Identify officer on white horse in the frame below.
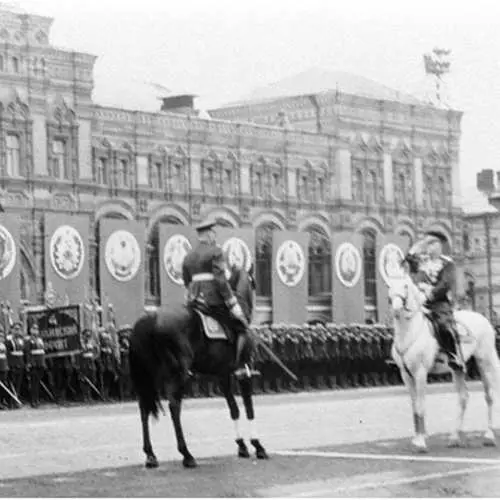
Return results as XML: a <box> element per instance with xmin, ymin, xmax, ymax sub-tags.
<box><xmin>404</xmin><ymin>230</ymin><xmax>465</xmax><ymax>372</ymax></box>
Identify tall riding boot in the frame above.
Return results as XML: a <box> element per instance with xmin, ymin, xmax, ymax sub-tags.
<box><xmin>443</xmin><ymin>327</ymin><xmax>465</xmax><ymax>372</ymax></box>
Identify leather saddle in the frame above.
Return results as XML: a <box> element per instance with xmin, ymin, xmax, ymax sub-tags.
<box><xmin>194</xmin><ymin>310</ymin><xmax>231</xmax><ymax>341</ymax></box>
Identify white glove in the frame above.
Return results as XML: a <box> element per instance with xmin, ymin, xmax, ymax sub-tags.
<box><xmin>230</xmin><ymin>303</ymin><xmax>247</xmax><ymax>325</ymax></box>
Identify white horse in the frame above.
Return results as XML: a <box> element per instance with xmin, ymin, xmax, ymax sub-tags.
<box><xmin>388</xmin><ymin>272</ymin><xmax>500</xmax><ymax>452</ymax></box>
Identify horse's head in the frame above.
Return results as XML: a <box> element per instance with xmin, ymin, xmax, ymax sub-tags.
<box><xmin>387</xmin><ymin>273</ymin><xmax>421</xmax><ymax>320</ymax></box>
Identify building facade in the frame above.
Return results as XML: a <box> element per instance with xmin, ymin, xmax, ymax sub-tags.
<box><xmin>0</xmin><ymin>7</ymin><xmax>464</xmax><ymax>325</ymax></box>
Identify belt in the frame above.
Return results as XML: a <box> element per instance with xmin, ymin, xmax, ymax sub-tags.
<box><xmin>192</xmin><ymin>273</ymin><xmax>214</xmax><ymax>282</ymax></box>
<box><xmin>0</xmin><ymin>354</ymin><xmax>6</xmax><ymax>360</ymax></box>
<box><xmin>11</xmin><ymin>352</ymin><xmax>23</xmax><ymax>357</ymax></box>
<box><xmin>83</xmin><ymin>353</ymin><xmax>94</xmax><ymax>358</ymax></box>
<box><xmin>31</xmin><ymin>349</ymin><xmax>45</xmax><ymax>355</ymax></box>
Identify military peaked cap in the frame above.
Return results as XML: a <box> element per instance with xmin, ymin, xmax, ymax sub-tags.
<box><xmin>195</xmin><ymin>220</ymin><xmax>217</xmax><ymax>233</ymax></box>
<box><xmin>424</xmin><ymin>230</ymin><xmax>448</xmax><ymax>244</ymax></box>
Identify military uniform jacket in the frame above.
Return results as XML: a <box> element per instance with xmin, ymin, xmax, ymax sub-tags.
<box><xmin>420</xmin><ymin>256</ymin><xmax>456</xmax><ymax>310</ymax></box>
<box><xmin>25</xmin><ymin>337</ymin><xmax>45</xmax><ymax>368</ymax></box>
<box><xmin>6</xmin><ymin>336</ymin><xmax>25</xmax><ymax>369</ymax></box>
<box><xmin>182</xmin><ymin>241</ymin><xmax>236</xmax><ymax>313</ymax></box>
<box><xmin>81</xmin><ymin>339</ymin><xmax>97</xmax><ymax>371</ymax></box>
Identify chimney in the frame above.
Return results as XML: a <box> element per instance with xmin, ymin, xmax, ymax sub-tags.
<box><xmin>160</xmin><ymin>94</ymin><xmax>197</xmax><ymax>115</ymax></box>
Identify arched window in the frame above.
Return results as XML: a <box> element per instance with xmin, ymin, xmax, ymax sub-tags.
<box><xmin>362</xmin><ymin>229</ymin><xmax>378</xmax><ymax>322</ymax></box>
<box><xmin>398</xmin><ymin>173</ymin><xmax>407</xmax><ymax>206</ymax></box>
<box><xmin>146</xmin><ymin>216</ymin><xmax>183</xmax><ymax>304</ymax></box>
<box><xmin>255</xmin><ymin>222</ymin><xmax>280</xmax><ymax>297</ymax></box>
<box><xmin>423</xmin><ymin>173</ymin><xmax>433</xmax><ymax>209</ymax></box>
<box><xmin>306</xmin><ymin>226</ymin><xmax>332</xmax><ymax>297</ymax></box>
<box><xmin>12</xmin><ymin>57</ymin><xmax>19</xmax><ymax>73</ymax></box>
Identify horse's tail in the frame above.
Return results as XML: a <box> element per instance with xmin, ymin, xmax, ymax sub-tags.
<box><xmin>129</xmin><ymin>314</ymin><xmax>164</xmax><ymax>420</ymax></box>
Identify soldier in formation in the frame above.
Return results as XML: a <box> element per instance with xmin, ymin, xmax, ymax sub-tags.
<box><xmin>25</xmin><ymin>323</ymin><xmax>46</xmax><ymax>408</ymax></box>
<box><xmin>80</xmin><ymin>329</ymin><xmax>99</xmax><ymax>403</ymax></box>
<box><xmin>99</xmin><ymin>326</ymin><xmax>118</xmax><ymax>400</ymax></box>
<box><xmin>6</xmin><ymin>322</ymin><xmax>25</xmax><ymax>403</ymax></box>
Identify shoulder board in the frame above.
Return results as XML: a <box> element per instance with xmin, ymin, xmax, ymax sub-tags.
<box><xmin>440</xmin><ymin>255</ymin><xmax>453</xmax><ymax>263</ymax></box>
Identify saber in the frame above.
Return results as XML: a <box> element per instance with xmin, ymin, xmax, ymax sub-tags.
<box><xmin>0</xmin><ymin>380</ymin><xmax>22</xmax><ymax>406</ymax></box>
<box><xmin>40</xmin><ymin>380</ymin><xmax>55</xmax><ymax>401</ymax></box>
<box><xmin>83</xmin><ymin>376</ymin><xmax>104</xmax><ymax>400</ymax></box>
<box><xmin>250</xmin><ymin>332</ymin><xmax>298</xmax><ymax>382</ymax></box>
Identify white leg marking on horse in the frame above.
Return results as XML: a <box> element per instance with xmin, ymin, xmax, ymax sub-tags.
<box><xmin>233</xmin><ymin>419</ymin><xmax>242</xmax><ymax>440</ymax></box>
<box><xmin>249</xmin><ymin>418</ymin><xmax>258</xmax><ymax>440</ymax></box>
<box><xmin>275</xmin><ymin>449</ymin><xmax>500</xmax><ymax>465</ymax></box>
<box><xmin>450</xmin><ymin>371</ymin><xmax>469</xmax><ymax>447</ymax></box>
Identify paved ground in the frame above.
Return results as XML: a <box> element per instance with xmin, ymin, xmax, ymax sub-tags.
<box><xmin>0</xmin><ymin>381</ymin><xmax>499</xmax><ymax>496</ymax></box>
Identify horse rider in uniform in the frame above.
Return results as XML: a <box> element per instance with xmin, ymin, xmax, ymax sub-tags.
<box><xmin>404</xmin><ymin>230</ymin><xmax>465</xmax><ymax>372</ymax></box>
<box><xmin>6</xmin><ymin>322</ymin><xmax>25</xmax><ymax>403</ymax></box>
<box><xmin>25</xmin><ymin>323</ymin><xmax>46</xmax><ymax>407</ymax></box>
<box><xmin>182</xmin><ymin>220</ymin><xmax>255</xmax><ymax>379</ymax></box>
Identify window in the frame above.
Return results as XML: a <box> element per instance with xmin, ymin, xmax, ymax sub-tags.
<box><xmin>254</xmin><ymin>171</ymin><xmax>263</xmax><ymax>197</ymax></box>
<box><xmin>272</xmin><ymin>173</ymin><xmax>281</xmax><ymax>197</ymax></box>
<box><xmin>52</xmin><ymin>139</ymin><xmax>67</xmax><ymax>179</ymax></box>
<box><xmin>438</xmin><ymin>176</ymin><xmax>447</xmax><ymax>208</ymax></box>
<box><xmin>301</xmin><ymin>175</ymin><xmax>309</xmax><ymax>200</ymax></box>
<box><xmin>12</xmin><ymin>57</ymin><xmax>19</xmax><ymax>73</ymax></box>
<box><xmin>223</xmin><ymin>168</ymin><xmax>233</xmax><ymax>195</ymax></box>
<box><xmin>97</xmin><ymin>158</ymin><xmax>108</xmax><ymax>185</ymax></box>
<box><xmin>463</xmin><ymin>231</ymin><xmax>470</xmax><ymax>252</ymax></box>
<box><xmin>307</xmin><ymin>226</ymin><xmax>332</xmax><ymax>296</ymax></box>
<box><xmin>120</xmin><ymin>159</ymin><xmax>129</xmax><ymax>187</ymax></box>
<box><xmin>398</xmin><ymin>173</ymin><xmax>407</xmax><ymax>206</ymax></box>
<box><xmin>172</xmin><ymin>163</ymin><xmax>183</xmax><ymax>191</ymax></box>
<box><xmin>0</xmin><ymin>55</ymin><xmax>3</xmax><ymax>72</ymax></box>
<box><xmin>317</xmin><ymin>177</ymin><xmax>325</xmax><ymax>202</ymax></box>
<box><xmin>155</xmin><ymin>162</ymin><xmax>162</xmax><ymax>189</ymax></box>
<box><xmin>353</xmin><ymin>169</ymin><xmax>364</xmax><ymax>202</ymax></box>
<box><xmin>6</xmin><ymin>134</ymin><xmax>21</xmax><ymax>177</ymax></box>
<box><xmin>363</xmin><ymin>230</ymin><xmax>378</xmax><ymax>321</ymax></box>
<box><xmin>205</xmin><ymin>167</ymin><xmax>215</xmax><ymax>194</ymax></box>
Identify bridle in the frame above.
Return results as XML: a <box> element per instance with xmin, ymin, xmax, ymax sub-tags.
<box><xmin>388</xmin><ymin>280</ymin><xmax>413</xmax><ymax>316</ymax></box>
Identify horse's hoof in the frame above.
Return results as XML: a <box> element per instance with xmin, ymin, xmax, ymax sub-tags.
<box><xmin>145</xmin><ymin>455</ymin><xmax>159</xmax><ymax>469</ymax></box>
<box><xmin>411</xmin><ymin>437</ymin><xmax>428</xmax><ymax>454</ymax></box>
<box><xmin>483</xmin><ymin>434</ymin><xmax>497</xmax><ymax>447</ymax></box>
<box><xmin>251</xmin><ymin>439</ymin><xmax>269</xmax><ymax>460</ymax></box>
<box><xmin>183</xmin><ymin>456</ymin><xmax>197</xmax><ymax>469</ymax></box>
<box><xmin>236</xmin><ymin>439</ymin><xmax>250</xmax><ymax>458</ymax></box>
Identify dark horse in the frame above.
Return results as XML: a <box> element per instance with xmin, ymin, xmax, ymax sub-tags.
<box><xmin>129</xmin><ymin>265</ymin><xmax>269</xmax><ymax>469</ymax></box>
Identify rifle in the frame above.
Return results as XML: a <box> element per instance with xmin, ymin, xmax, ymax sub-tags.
<box><xmin>0</xmin><ymin>379</ymin><xmax>22</xmax><ymax>407</ymax></box>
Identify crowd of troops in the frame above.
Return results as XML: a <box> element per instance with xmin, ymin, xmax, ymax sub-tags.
<box><xmin>0</xmin><ymin>316</ymin><xmax>487</xmax><ymax>408</ymax></box>
<box><xmin>0</xmin><ymin>320</ymin><xmax>132</xmax><ymax>409</ymax></box>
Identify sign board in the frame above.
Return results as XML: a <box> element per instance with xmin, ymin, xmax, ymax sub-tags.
<box><xmin>26</xmin><ymin>305</ymin><xmax>81</xmax><ymax>358</ymax></box>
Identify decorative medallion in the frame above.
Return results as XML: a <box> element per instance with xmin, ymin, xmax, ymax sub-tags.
<box><xmin>335</xmin><ymin>242</ymin><xmax>362</xmax><ymax>288</ymax></box>
<box><xmin>222</xmin><ymin>237</ymin><xmax>253</xmax><ymax>272</ymax></box>
<box><xmin>105</xmin><ymin>230</ymin><xmax>141</xmax><ymax>282</ymax></box>
<box><xmin>163</xmin><ymin>234</ymin><xmax>192</xmax><ymax>286</ymax></box>
<box><xmin>379</xmin><ymin>243</ymin><xmax>405</xmax><ymax>285</ymax></box>
<box><xmin>0</xmin><ymin>224</ymin><xmax>16</xmax><ymax>280</ymax></box>
<box><xmin>275</xmin><ymin>240</ymin><xmax>305</xmax><ymax>287</ymax></box>
<box><xmin>50</xmin><ymin>225</ymin><xmax>85</xmax><ymax>280</ymax></box>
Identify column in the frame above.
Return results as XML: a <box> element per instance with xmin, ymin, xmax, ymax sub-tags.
<box><xmin>414</xmin><ymin>157</ymin><xmax>423</xmax><ymax>208</ymax></box>
<box><xmin>335</xmin><ymin>148</ymin><xmax>352</xmax><ymax>201</ymax></box>
<box><xmin>383</xmin><ymin>153</ymin><xmax>393</xmax><ymax>204</ymax></box>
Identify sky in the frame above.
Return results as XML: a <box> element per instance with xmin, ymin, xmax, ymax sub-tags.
<box><xmin>15</xmin><ymin>0</ymin><xmax>500</xmax><ymax>210</ymax></box>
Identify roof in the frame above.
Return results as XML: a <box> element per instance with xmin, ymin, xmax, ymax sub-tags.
<box><xmin>462</xmin><ymin>189</ymin><xmax>498</xmax><ymax>216</ymax></box>
<box><xmin>220</xmin><ymin>67</ymin><xmax>425</xmax><ymax>108</ymax></box>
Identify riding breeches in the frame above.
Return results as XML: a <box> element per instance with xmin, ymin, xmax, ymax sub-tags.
<box><xmin>429</xmin><ymin>307</ymin><xmax>459</xmax><ymax>354</ymax></box>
